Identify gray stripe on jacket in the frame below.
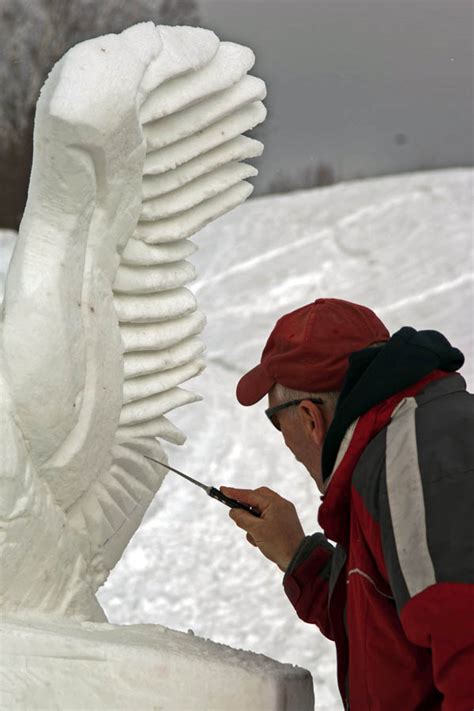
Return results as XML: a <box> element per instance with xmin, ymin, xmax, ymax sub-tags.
<box><xmin>385</xmin><ymin>396</ymin><xmax>436</xmax><ymax>598</ymax></box>
<box><xmin>354</xmin><ymin>375</ymin><xmax>474</xmax><ymax>613</ymax></box>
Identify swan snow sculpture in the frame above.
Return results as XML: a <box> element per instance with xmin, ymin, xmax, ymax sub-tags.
<box><xmin>0</xmin><ymin>22</ymin><xmax>266</xmax><ymax>622</ymax></box>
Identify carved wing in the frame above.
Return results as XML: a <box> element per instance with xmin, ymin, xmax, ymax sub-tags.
<box><xmin>0</xmin><ymin>22</ymin><xmax>265</xmax><ymax>618</ymax></box>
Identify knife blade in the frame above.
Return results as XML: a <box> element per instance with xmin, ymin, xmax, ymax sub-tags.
<box><xmin>144</xmin><ymin>455</ymin><xmax>261</xmax><ymax>517</ymax></box>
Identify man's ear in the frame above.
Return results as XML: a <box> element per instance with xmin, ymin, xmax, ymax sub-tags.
<box><xmin>298</xmin><ymin>400</ymin><xmax>327</xmax><ymax>446</ymax></box>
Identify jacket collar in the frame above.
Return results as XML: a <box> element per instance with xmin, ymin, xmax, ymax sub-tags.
<box><xmin>321</xmin><ymin>326</ymin><xmax>464</xmax><ymax>482</ymax></box>
<box><xmin>318</xmin><ymin>371</ymin><xmax>460</xmax><ymax>545</ymax></box>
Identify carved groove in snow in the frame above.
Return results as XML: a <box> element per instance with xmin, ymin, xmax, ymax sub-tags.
<box><xmin>0</xmin><ymin>22</ymin><xmax>266</xmax><ymax>620</ymax></box>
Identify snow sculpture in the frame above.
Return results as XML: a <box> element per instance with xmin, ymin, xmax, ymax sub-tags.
<box><xmin>0</xmin><ymin>22</ymin><xmax>266</xmax><ymax>622</ymax></box>
<box><xmin>0</xmin><ymin>25</ymin><xmax>315</xmax><ymax>710</ymax></box>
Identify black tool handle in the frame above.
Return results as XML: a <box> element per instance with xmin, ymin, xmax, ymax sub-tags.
<box><xmin>208</xmin><ymin>487</ymin><xmax>261</xmax><ymax>517</ymax></box>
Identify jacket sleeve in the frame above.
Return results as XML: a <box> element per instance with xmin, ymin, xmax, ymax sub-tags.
<box><xmin>379</xmin><ymin>390</ymin><xmax>474</xmax><ymax>710</ymax></box>
<box><xmin>282</xmin><ymin>532</ymin><xmax>335</xmax><ymax>640</ymax></box>
<box><xmin>399</xmin><ymin>583</ymin><xmax>474</xmax><ymax>710</ymax></box>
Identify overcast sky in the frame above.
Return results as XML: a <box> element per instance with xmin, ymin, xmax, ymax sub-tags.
<box><xmin>200</xmin><ymin>0</ymin><xmax>473</xmax><ymax>193</ymax></box>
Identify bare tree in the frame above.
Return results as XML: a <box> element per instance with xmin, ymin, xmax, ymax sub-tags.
<box><xmin>159</xmin><ymin>0</ymin><xmax>200</xmax><ymax>26</ymax></box>
<box><xmin>266</xmin><ymin>162</ymin><xmax>336</xmax><ymax>196</ymax></box>
<box><xmin>0</xmin><ymin>0</ymin><xmax>201</xmax><ymax>230</ymax></box>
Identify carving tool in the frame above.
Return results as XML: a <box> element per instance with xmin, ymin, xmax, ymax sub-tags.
<box><xmin>144</xmin><ymin>456</ymin><xmax>261</xmax><ymax>517</ymax></box>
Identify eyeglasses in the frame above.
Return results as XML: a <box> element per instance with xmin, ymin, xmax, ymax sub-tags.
<box><xmin>265</xmin><ymin>398</ymin><xmax>324</xmax><ymax>431</ymax></box>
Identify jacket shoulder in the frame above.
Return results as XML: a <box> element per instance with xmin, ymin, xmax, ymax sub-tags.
<box><xmin>414</xmin><ymin>375</ymin><xmax>474</xmax><ymax>483</ymax></box>
<box><xmin>352</xmin><ymin>374</ymin><xmax>474</xmax><ymax>519</ymax></box>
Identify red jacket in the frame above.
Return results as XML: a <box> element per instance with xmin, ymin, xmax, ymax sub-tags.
<box><xmin>283</xmin><ymin>373</ymin><xmax>474</xmax><ymax>710</ymax></box>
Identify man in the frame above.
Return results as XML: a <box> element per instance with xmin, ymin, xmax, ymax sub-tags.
<box><xmin>221</xmin><ymin>297</ymin><xmax>474</xmax><ymax>710</ymax></box>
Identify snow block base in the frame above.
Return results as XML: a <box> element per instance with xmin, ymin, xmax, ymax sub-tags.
<box><xmin>0</xmin><ymin>615</ymin><xmax>314</xmax><ymax>710</ymax></box>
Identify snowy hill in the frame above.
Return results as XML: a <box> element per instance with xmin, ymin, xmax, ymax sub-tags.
<box><xmin>2</xmin><ymin>169</ymin><xmax>472</xmax><ymax>710</ymax></box>
<box><xmin>99</xmin><ymin>169</ymin><xmax>473</xmax><ymax>710</ymax></box>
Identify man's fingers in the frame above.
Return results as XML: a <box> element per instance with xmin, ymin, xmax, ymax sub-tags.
<box><xmin>246</xmin><ymin>532</ymin><xmax>257</xmax><ymax>547</ymax></box>
<box><xmin>229</xmin><ymin>506</ymin><xmax>260</xmax><ymax>531</ymax></box>
<box><xmin>220</xmin><ymin>485</ymin><xmax>276</xmax><ymax>510</ymax></box>
<box><xmin>224</xmin><ymin>485</ymin><xmax>305</xmax><ymax>572</ymax></box>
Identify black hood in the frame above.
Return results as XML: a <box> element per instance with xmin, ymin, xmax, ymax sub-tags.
<box><xmin>322</xmin><ymin>327</ymin><xmax>465</xmax><ymax>480</ymax></box>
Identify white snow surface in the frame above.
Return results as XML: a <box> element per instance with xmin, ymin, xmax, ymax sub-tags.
<box><xmin>1</xmin><ymin>168</ymin><xmax>473</xmax><ymax>709</ymax></box>
<box><xmin>0</xmin><ymin>22</ymin><xmax>266</xmax><ymax>627</ymax></box>
<box><xmin>1</xmin><ymin>615</ymin><xmax>313</xmax><ymax>711</ymax></box>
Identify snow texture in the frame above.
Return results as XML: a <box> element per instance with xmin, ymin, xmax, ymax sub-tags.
<box><xmin>0</xmin><ymin>169</ymin><xmax>472</xmax><ymax>709</ymax></box>
<box><xmin>0</xmin><ymin>21</ymin><xmax>325</xmax><ymax>711</ymax></box>
<box><xmin>93</xmin><ymin>168</ymin><xmax>472</xmax><ymax>710</ymax></box>
<box><xmin>1</xmin><ymin>614</ymin><xmax>313</xmax><ymax>711</ymax></box>
<box><xmin>0</xmin><ymin>22</ymin><xmax>265</xmax><ymax>625</ymax></box>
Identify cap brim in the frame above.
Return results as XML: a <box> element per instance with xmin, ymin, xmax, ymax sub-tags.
<box><xmin>236</xmin><ymin>363</ymin><xmax>276</xmax><ymax>406</ymax></box>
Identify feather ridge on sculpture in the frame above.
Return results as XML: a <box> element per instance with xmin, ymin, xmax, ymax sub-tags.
<box><xmin>0</xmin><ymin>22</ymin><xmax>265</xmax><ymax>619</ymax></box>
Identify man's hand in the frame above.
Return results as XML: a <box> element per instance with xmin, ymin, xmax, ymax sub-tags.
<box><xmin>220</xmin><ymin>486</ymin><xmax>305</xmax><ymax>572</ymax></box>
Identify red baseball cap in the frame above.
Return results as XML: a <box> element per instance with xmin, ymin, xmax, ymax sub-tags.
<box><xmin>236</xmin><ymin>298</ymin><xmax>390</xmax><ymax>405</ymax></box>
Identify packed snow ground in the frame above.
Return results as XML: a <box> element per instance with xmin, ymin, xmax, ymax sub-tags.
<box><xmin>99</xmin><ymin>169</ymin><xmax>472</xmax><ymax>710</ymax></box>
<box><xmin>1</xmin><ymin>169</ymin><xmax>472</xmax><ymax>710</ymax></box>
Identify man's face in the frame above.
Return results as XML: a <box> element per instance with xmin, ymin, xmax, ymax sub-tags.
<box><xmin>267</xmin><ymin>390</ymin><xmax>327</xmax><ymax>493</ymax></box>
